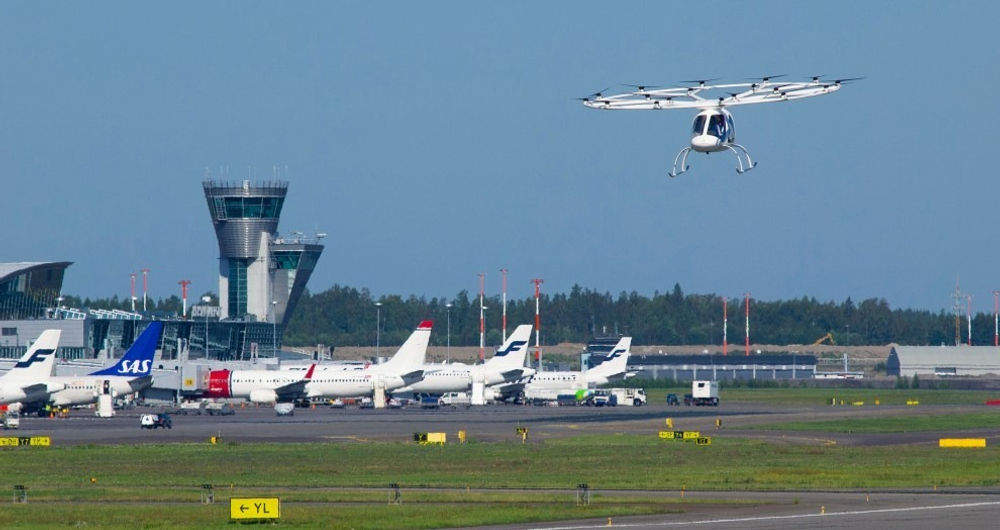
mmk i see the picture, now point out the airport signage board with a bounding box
[230,497,280,520]
[0,437,51,446]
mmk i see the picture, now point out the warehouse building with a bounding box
[887,346,1000,377]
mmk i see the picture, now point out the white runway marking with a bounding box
[527,500,1000,529]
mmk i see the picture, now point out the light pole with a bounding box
[56,296,64,319]
[445,302,453,363]
[201,295,211,357]
[271,300,278,357]
[375,302,382,359]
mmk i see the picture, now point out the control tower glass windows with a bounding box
[212,197,285,220]
[228,259,250,317]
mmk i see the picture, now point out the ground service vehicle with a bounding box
[3,411,20,430]
[140,413,172,429]
[274,403,295,416]
[178,400,207,415]
[439,392,472,407]
[607,388,646,406]
[686,380,719,406]
[205,402,235,416]
[666,393,680,405]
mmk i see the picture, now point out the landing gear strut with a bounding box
[669,144,757,178]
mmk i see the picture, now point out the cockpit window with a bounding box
[710,114,726,138]
[692,115,707,135]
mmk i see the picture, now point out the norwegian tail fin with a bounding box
[2,329,61,381]
[90,321,162,377]
[381,320,432,371]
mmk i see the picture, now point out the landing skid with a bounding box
[668,144,757,178]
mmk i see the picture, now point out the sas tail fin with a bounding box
[90,321,163,377]
[381,320,432,372]
[3,329,61,381]
[484,324,533,369]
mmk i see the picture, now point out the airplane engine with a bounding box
[249,389,278,404]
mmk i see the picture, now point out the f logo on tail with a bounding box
[14,349,55,368]
[605,348,625,361]
[495,340,528,357]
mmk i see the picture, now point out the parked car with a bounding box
[140,413,172,429]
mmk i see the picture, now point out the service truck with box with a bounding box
[685,380,719,406]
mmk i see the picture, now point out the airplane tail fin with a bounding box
[484,324,533,369]
[90,321,163,377]
[3,329,61,381]
[381,320,432,371]
[590,336,632,378]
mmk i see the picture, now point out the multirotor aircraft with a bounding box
[580,76,860,177]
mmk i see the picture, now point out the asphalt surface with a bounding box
[9,400,1000,529]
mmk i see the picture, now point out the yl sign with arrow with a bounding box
[230,497,280,520]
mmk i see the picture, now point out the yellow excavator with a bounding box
[813,332,835,345]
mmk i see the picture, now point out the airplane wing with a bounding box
[498,368,531,382]
[127,375,154,392]
[19,381,65,397]
[273,365,316,400]
[400,370,424,385]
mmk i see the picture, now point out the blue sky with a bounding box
[3,2,998,314]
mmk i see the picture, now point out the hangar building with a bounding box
[887,346,1000,377]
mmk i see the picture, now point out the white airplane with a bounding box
[522,336,632,402]
[299,320,433,400]
[46,321,162,408]
[205,320,432,403]
[392,324,535,397]
[0,330,64,406]
[581,76,860,177]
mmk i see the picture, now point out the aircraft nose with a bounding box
[691,135,722,152]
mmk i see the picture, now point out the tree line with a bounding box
[63,284,983,348]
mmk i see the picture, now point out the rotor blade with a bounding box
[679,78,721,87]
[807,75,827,83]
[624,84,661,93]
[833,77,866,84]
[745,74,787,82]
[576,87,611,101]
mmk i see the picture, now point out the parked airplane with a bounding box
[46,321,163,407]
[392,324,535,397]
[206,320,432,403]
[522,336,632,402]
[0,330,63,406]
[296,320,433,400]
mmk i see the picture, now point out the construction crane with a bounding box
[813,332,835,346]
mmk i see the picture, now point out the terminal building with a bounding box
[1,180,324,400]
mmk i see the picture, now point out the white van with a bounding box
[439,392,472,407]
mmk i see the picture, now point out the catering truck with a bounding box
[684,380,719,406]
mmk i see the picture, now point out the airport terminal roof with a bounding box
[0,261,73,282]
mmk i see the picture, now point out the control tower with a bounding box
[203,180,324,327]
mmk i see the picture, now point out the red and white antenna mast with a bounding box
[178,280,191,319]
[993,291,998,347]
[966,294,974,346]
[500,268,509,343]
[140,268,150,312]
[744,292,752,356]
[478,272,486,363]
[722,297,728,356]
[130,272,137,312]
[531,278,544,368]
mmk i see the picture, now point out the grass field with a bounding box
[644,387,1000,406]
[3,430,1000,529]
